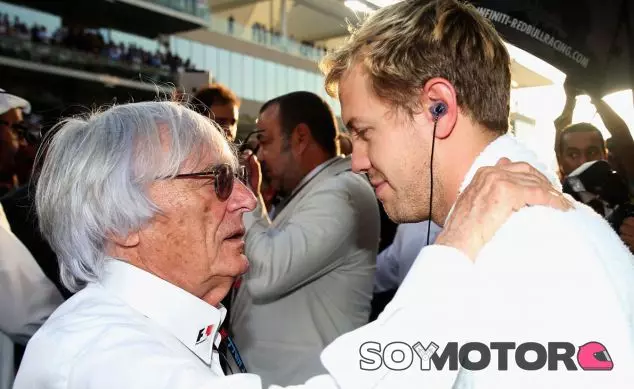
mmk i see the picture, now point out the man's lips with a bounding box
[226,229,246,240]
[370,179,385,188]
[371,180,388,197]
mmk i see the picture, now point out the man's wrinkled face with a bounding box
[0,108,22,172]
[209,103,239,142]
[559,131,607,177]
[137,138,256,300]
[255,104,296,195]
[339,64,432,223]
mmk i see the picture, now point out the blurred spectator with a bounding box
[227,15,234,34]
[191,83,241,142]
[232,92,379,386]
[557,122,634,252]
[251,22,260,42]
[607,137,629,181]
[0,89,27,196]
[0,89,63,389]
[557,122,606,177]
[0,14,7,36]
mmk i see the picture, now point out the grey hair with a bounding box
[35,101,237,292]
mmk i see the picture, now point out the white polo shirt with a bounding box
[13,258,262,389]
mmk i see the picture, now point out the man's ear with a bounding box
[421,77,458,139]
[292,123,311,155]
[110,230,140,249]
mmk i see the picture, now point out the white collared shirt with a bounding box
[14,259,262,389]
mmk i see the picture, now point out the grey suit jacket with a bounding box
[231,155,380,387]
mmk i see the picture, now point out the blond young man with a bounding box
[308,0,634,388]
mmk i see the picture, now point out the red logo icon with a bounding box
[577,341,613,370]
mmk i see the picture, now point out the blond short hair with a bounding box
[320,0,511,134]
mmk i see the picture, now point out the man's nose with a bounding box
[350,143,371,173]
[229,180,257,212]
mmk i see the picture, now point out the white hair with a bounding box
[35,101,237,292]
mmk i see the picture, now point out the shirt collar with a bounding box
[291,155,342,197]
[99,258,226,365]
[447,134,562,222]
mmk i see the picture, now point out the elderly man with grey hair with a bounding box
[13,101,263,388]
[13,100,571,389]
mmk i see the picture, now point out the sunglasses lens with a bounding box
[216,164,233,201]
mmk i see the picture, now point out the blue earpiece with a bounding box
[430,102,447,121]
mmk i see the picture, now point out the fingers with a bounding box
[472,167,546,204]
[245,153,261,193]
[478,161,549,188]
[501,172,572,211]
[241,149,253,160]
[495,157,512,166]
[441,160,576,261]
[470,163,572,214]
[520,184,573,211]
[496,161,551,187]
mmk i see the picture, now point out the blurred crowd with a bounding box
[248,21,329,58]
[0,13,197,73]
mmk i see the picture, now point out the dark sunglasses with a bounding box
[0,120,42,144]
[238,129,264,154]
[0,120,27,131]
[173,163,247,201]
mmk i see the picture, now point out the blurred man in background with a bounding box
[233,91,379,386]
[557,122,607,177]
[1,90,68,297]
[192,83,240,142]
[0,89,63,389]
[0,89,26,197]
[557,122,634,251]
[555,79,634,188]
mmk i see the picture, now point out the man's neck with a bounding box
[289,149,333,193]
[112,248,227,307]
[436,129,501,223]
